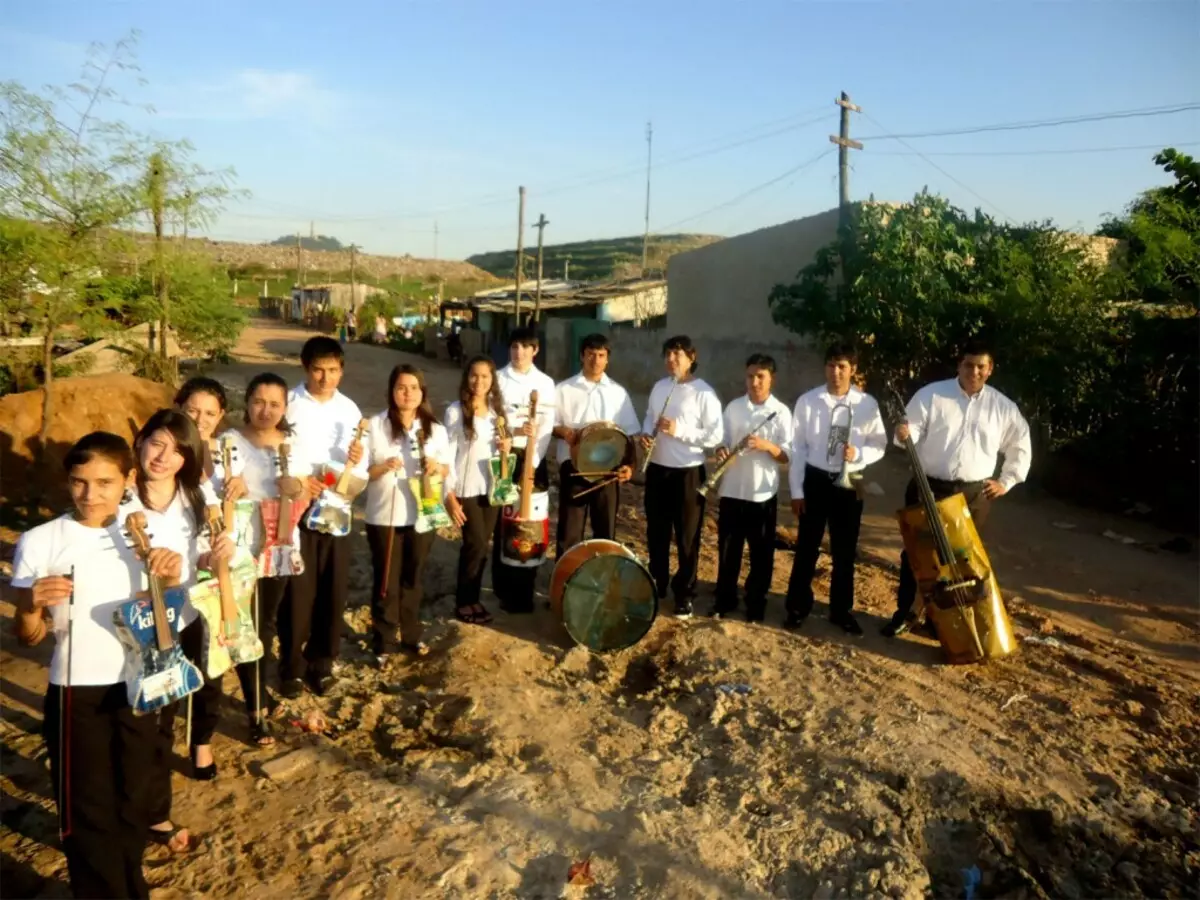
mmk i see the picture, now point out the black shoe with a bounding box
[279,678,305,699]
[710,605,735,619]
[784,613,806,630]
[307,673,337,697]
[880,616,909,638]
[674,600,694,619]
[190,747,217,781]
[833,614,864,636]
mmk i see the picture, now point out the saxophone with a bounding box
[698,411,779,498]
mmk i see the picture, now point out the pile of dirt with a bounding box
[0,374,175,514]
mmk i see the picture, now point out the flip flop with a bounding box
[148,822,195,854]
[401,641,430,657]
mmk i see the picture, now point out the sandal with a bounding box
[455,605,493,625]
[250,718,276,747]
[401,641,430,657]
[149,822,195,854]
[470,604,493,624]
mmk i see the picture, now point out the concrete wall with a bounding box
[666,207,840,341]
[601,285,667,324]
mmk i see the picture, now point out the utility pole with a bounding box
[350,244,357,315]
[309,220,315,241]
[532,213,549,323]
[513,186,526,325]
[564,254,571,282]
[296,231,304,287]
[433,220,439,260]
[829,92,863,228]
[642,121,652,275]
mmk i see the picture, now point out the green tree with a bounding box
[1099,148,1199,308]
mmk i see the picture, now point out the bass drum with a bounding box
[571,422,632,482]
[550,540,658,652]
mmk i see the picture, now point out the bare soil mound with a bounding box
[0,375,175,514]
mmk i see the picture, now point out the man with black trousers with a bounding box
[283,336,368,696]
[493,326,556,613]
[881,339,1032,637]
[711,354,793,622]
[641,335,724,618]
[553,333,640,557]
[785,342,887,635]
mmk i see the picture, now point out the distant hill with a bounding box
[270,234,346,252]
[466,234,722,282]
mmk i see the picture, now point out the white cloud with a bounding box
[156,68,342,126]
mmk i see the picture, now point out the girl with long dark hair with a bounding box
[364,364,452,660]
[13,432,185,897]
[443,355,509,625]
[175,376,229,479]
[134,408,234,851]
[218,372,311,740]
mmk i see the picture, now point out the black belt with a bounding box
[926,476,987,490]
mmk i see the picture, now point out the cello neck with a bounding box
[901,432,957,566]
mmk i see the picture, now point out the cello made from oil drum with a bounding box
[885,387,1017,664]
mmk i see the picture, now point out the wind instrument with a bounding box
[829,402,861,491]
[639,377,679,475]
[698,411,779,498]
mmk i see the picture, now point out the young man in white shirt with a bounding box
[553,333,640,557]
[492,325,556,613]
[786,342,888,635]
[282,336,369,696]
[882,339,1032,637]
[711,354,792,622]
[641,335,724,618]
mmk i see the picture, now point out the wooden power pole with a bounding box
[296,231,304,286]
[350,244,357,315]
[532,214,549,323]
[513,186,526,325]
[829,92,862,228]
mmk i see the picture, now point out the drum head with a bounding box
[573,424,630,482]
[561,554,658,652]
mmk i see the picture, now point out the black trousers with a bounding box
[715,495,778,618]
[281,527,350,680]
[43,683,159,900]
[491,451,549,612]
[366,523,433,652]
[456,495,499,609]
[235,575,288,717]
[644,462,706,601]
[894,477,992,619]
[556,459,619,558]
[159,617,221,748]
[787,465,864,619]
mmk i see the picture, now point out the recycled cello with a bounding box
[885,387,1017,664]
[499,390,549,567]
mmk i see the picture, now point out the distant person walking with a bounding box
[346,309,358,342]
[374,314,388,345]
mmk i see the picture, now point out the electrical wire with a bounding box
[858,102,1200,142]
[871,140,1200,157]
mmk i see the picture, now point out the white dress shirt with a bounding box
[363,412,454,527]
[495,364,556,468]
[642,376,725,469]
[444,401,500,500]
[217,429,314,556]
[900,379,1032,490]
[717,394,794,503]
[554,372,641,464]
[286,385,370,482]
[789,387,888,500]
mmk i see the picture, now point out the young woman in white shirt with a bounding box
[134,409,235,851]
[443,355,510,625]
[221,373,309,740]
[12,432,184,899]
[175,376,229,479]
[364,364,453,659]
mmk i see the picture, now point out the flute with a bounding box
[639,377,679,475]
[697,411,779,498]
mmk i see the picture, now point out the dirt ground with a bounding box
[2,319,1197,899]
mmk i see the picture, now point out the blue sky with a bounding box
[3,1,1197,260]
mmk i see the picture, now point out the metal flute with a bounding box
[639,377,679,475]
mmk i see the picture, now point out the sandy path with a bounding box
[2,319,1196,899]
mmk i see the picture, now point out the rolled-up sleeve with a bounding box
[997,406,1033,491]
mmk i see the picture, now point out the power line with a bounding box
[230,107,834,225]
[858,102,1200,142]
[872,140,1200,157]
[862,111,1015,223]
[653,147,834,234]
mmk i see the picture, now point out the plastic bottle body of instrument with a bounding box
[305,418,370,536]
[896,494,1017,663]
[499,390,549,567]
[487,415,519,507]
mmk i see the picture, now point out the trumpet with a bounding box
[698,411,778,497]
[828,402,861,491]
[639,377,678,475]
